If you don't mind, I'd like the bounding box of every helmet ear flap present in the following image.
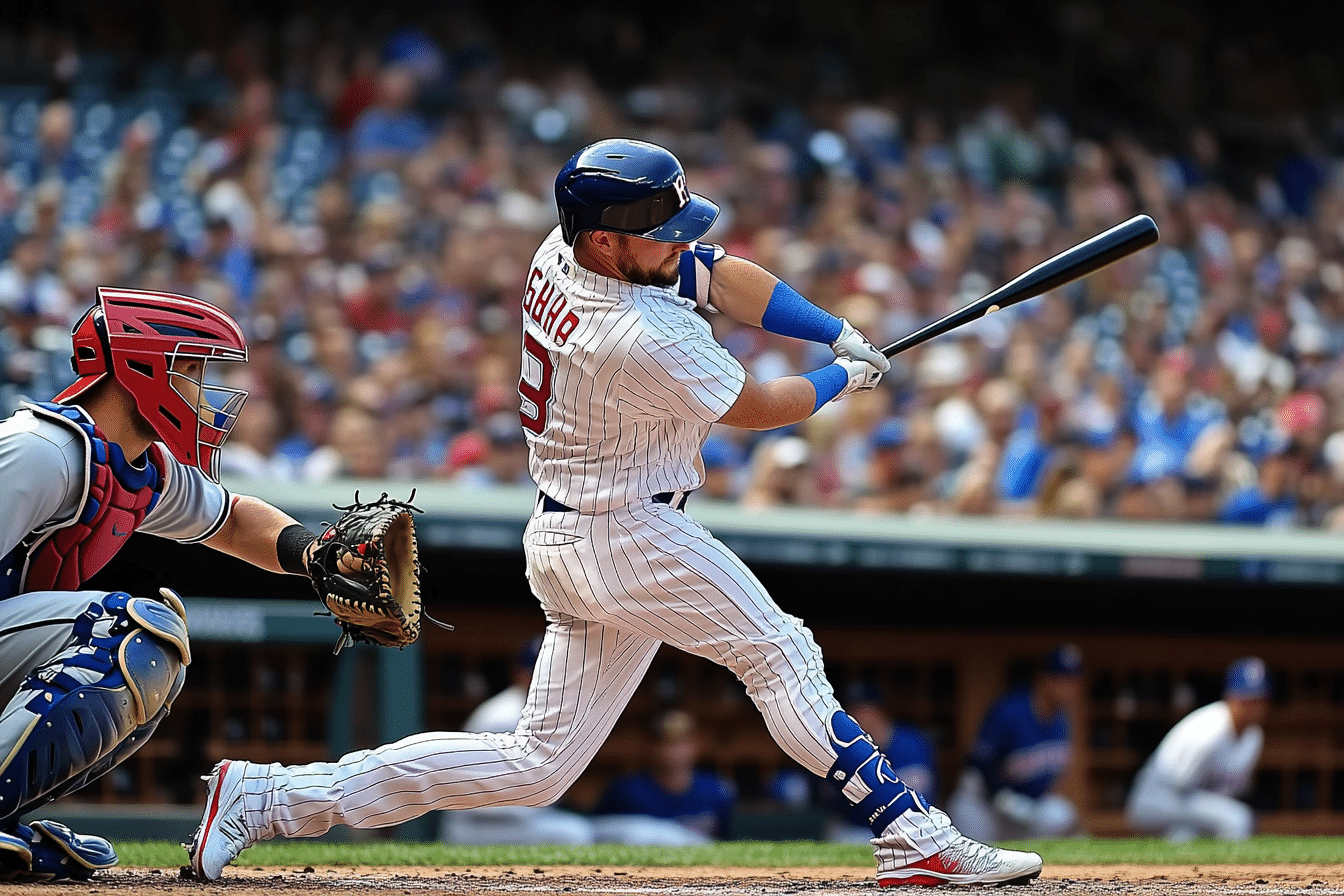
[68,306,113,377]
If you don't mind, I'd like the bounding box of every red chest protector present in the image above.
[19,402,164,593]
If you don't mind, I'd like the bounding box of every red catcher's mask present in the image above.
[53,286,249,482]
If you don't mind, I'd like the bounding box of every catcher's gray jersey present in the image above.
[0,404,231,564]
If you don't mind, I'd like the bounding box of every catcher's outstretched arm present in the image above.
[203,494,313,575]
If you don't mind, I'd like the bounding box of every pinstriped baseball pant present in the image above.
[251,499,843,839]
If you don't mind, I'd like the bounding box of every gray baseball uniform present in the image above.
[0,402,227,754]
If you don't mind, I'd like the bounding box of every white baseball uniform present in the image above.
[1125,700,1262,841]
[234,226,949,864]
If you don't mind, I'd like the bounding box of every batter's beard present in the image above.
[612,246,680,287]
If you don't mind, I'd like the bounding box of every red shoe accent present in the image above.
[191,760,232,877]
[879,874,947,887]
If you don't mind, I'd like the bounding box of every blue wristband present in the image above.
[801,364,849,414]
[761,281,843,343]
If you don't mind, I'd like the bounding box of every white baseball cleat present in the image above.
[186,760,253,881]
[876,833,1043,887]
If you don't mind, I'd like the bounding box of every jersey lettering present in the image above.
[530,280,554,324]
[554,310,580,345]
[543,294,568,332]
[522,268,543,316]
[524,266,582,347]
[519,332,554,435]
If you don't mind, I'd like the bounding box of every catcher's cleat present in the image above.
[187,760,253,881]
[876,833,1042,887]
[0,822,117,882]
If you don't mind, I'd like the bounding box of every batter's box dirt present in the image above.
[3,865,1343,896]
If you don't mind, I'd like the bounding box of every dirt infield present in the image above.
[4,864,1344,895]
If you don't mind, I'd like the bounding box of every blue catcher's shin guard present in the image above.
[825,710,930,837]
[0,590,190,830]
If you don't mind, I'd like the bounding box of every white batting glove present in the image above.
[834,357,884,401]
[831,318,891,373]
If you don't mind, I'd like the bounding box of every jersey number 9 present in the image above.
[519,333,553,435]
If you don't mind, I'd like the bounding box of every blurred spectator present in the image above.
[344,245,414,335]
[217,394,288,479]
[447,411,531,486]
[698,433,744,501]
[946,644,1085,842]
[349,65,432,172]
[995,392,1065,512]
[274,372,340,479]
[592,708,736,845]
[0,234,73,327]
[1126,657,1270,842]
[440,635,596,845]
[854,417,928,513]
[741,435,817,509]
[1218,429,1304,527]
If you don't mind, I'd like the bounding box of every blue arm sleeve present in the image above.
[800,364,849,414]
[760,281,843,343]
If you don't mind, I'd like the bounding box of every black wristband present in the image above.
[277,524,319,576]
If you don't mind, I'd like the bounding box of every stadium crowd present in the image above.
[4,6,1344,527]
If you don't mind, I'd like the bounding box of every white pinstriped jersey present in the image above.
[519,226,746,512]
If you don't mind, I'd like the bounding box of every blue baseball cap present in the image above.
[1044,643,1084,676]
[1224,657,1271,699]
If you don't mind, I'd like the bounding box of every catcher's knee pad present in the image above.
[825,710,929,837]
[0,590,190,827]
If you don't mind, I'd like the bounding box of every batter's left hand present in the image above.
[831,319,891,373]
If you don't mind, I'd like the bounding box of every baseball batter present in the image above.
[1125,657,1269,841]
[0,287,339,881]
[189,139,1042,887]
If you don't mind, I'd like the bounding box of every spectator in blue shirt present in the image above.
[1219,429,1303,527]
[947,644,1086,842]
[592,709,736,845]
[996,393,1065,505]
[1130,348,1230,478]
[350,65,432,172]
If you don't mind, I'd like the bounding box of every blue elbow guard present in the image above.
[761,281,843,343]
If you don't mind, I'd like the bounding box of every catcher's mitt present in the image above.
[308,490,451,653]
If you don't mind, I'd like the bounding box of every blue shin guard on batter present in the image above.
[0,591,190,834]
[825,710,930,837]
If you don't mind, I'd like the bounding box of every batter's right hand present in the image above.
[833,357,884,401]
[831,318,891,373]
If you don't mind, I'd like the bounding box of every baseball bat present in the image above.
[880,214,1159,359]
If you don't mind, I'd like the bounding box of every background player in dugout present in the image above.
[0,287,346,881]
[187,138,1042,888]
[945,644,1086,842]
[1125,657,1271,841]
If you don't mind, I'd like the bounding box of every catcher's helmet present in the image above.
[554,138,719,246]
[53,286,249,482]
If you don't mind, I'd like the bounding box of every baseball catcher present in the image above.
[299,490,448,653]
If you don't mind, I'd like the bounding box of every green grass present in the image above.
[118,837,1344,870]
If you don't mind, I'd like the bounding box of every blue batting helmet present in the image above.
[554,139,719,246]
